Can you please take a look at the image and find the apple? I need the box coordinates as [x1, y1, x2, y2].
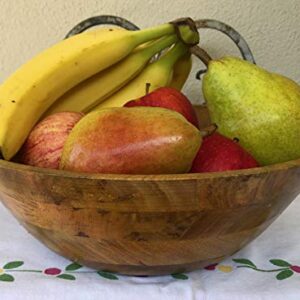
[190, 132, 259, 173]
[124, 87, 199, 128]
[16, 112, 84, 169]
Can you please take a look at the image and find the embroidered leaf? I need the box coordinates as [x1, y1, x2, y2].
[0, 274, 14, 282]
[276, 270, 293, 280]
[232, 258, 256, 268]
[65, 262, 82, 271]
[171, 273, 189, 280]
[102, 269, 118, 274]
[270, 259, 291, 267]
[97, 271, 118, 280]
[3, 261, 24, 269]
[57, 274, 76, 280]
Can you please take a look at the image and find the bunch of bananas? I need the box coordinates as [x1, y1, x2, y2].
[0, 21, 199, 160]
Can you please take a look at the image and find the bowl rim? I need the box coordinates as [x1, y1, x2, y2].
[1, 158, 300, 181]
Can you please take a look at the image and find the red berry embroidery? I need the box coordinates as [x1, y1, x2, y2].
[290, 265, 300, 273]
[44, 268, 61, 275]
[204, 263, 218, 270]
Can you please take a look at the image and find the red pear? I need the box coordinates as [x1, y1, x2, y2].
[17, 112, 84, 169]
[190, 132, 259, 173]
[60, 107, 201, 174]
[124, 87, 199, 128]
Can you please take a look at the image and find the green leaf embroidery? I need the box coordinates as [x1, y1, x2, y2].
[270, 259, 291, 267]
[276, 270, 293, 280]
[101, 269, 118, 274]
[233, 258, 256, 268]
[0, 274, 14, 282]
[57, 274, 76, 280]
[171, 273, 189, 280]
[97, 271, 118, 280]
[3, 261, 24, 269]
[65, 262, 82, 271]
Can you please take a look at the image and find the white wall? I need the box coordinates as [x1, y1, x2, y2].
[0, 0, 299, 103]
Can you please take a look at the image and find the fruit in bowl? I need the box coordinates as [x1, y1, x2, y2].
[60, 107, 201, 174]
[16, 112, 83, 169]
[202, 56, 300, 166]
[0, 21, 199, 161]
[0, 104, 299, 276]
[190, 133, 259, 173]
[0, 16, 300, 276]
[124, 86, 199, 128]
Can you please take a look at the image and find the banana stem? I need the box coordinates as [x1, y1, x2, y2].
[157, 42, 188, 68]
[170, 17, 199, 46]
[142, 34, 177, 58]
[132, 23, 175, 46]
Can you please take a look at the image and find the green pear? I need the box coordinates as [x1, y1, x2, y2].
[202, 56, 300, 165]
[60, 107, 201, 174]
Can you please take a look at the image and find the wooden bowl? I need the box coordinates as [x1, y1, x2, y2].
[0, 106, 300, 276]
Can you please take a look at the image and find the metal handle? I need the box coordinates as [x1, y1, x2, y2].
[65, 15, 140, 39]
[195, 19, 255, 64]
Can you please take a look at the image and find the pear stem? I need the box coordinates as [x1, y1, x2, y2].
[200, 123, 218, 138]
[190, 46, 212, 67]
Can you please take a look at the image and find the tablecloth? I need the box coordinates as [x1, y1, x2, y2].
[1, 193, 300, 300]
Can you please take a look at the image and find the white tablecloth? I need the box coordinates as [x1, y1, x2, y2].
[1, 194, 300, 300]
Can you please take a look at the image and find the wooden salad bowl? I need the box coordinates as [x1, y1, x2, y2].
[0, 106, 300, 276]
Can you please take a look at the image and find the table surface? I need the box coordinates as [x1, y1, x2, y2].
[1, 193, 300, 300]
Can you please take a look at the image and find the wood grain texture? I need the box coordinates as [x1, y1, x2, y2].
[0, 106, 300, 275]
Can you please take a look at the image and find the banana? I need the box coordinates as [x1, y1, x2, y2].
[92, 42, 188, 110]
[169, 52, 192, 90]
[0, 23, 177, 160]
[45, 34, 178, 115]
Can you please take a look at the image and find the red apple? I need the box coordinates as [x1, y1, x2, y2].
[124, 87, 199, 128]
[190, 132, 259, 173]
[16, 112, 84, 169]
